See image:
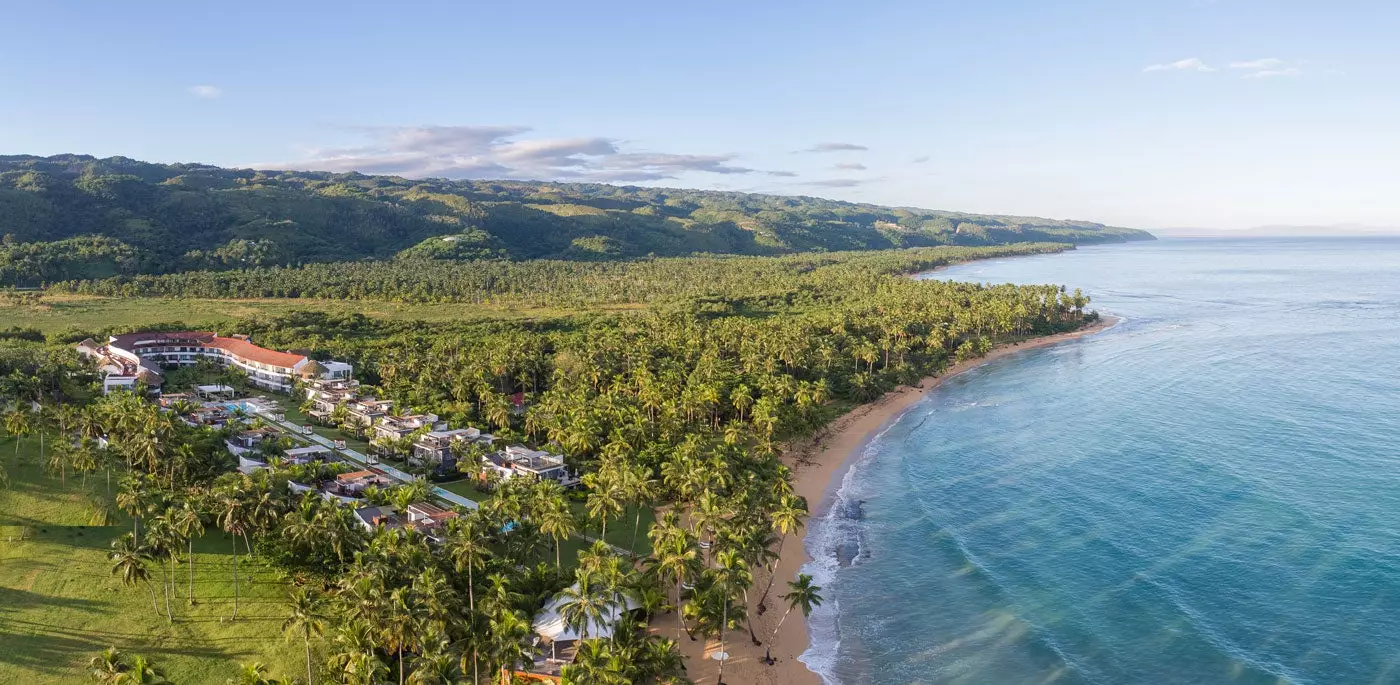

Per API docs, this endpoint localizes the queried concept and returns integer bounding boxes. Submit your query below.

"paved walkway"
[255,408,479,510]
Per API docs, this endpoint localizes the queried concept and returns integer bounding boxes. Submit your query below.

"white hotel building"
[79,331,352,393]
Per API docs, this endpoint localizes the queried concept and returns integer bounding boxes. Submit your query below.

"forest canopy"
[0,154,1153,286]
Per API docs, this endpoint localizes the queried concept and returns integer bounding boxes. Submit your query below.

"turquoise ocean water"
[800,238,1400,684]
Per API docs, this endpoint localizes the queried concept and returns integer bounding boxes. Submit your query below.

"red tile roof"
[109,331,307,370]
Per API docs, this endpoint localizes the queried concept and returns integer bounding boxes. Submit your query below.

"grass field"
[0,437,308,684]
[1,293,643,334]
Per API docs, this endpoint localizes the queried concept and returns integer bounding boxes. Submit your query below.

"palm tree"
[4,408,30,464]
[115,474,154,544]
[488,609,535,684]
[89,646,127,684]
[283,587,327,685]
[405,639,458,685]
[109,533,159,616]
[558,571,617,644]
[145,512,178,622]
[536,492,577,569]
[624,463,658,558]
[711,550,753,684]
[583,470,623,540]
[215,488,250,620]
[227,661,272,685]
[767,573,823,664]
[171,499,205,605]
[114,655,166,684]
[648,514,699,642]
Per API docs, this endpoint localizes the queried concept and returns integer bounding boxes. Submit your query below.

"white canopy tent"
[531,584,641,642]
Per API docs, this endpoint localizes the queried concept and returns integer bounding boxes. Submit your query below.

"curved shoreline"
[669,314,1122,685]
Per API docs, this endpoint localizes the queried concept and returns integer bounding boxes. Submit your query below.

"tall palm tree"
[283,587,327,685]
[171,499,205,605]
[4,408,30,464]
[557,571,617,644]
[215,488,250,620]
[624,463,658,559]
[768,573,823,663]
[536,492,577,569]
[109,534,159,616]
[488,609,535,684]
[583,471,623,540]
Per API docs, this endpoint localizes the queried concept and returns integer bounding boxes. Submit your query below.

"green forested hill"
[0,154,1152,286]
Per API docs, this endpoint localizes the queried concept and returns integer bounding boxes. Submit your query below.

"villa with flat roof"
[484,445,578,486]
[78,331,352,394]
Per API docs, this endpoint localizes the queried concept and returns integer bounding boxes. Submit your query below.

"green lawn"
[0,438,309,684]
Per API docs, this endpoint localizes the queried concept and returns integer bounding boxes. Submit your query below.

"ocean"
[800,237,1400,685]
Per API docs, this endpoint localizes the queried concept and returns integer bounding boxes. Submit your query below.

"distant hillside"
[0,154,1152,286]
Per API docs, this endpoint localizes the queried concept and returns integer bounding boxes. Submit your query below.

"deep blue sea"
[800,238,1400,685]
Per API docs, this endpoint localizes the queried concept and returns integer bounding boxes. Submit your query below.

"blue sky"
[3,0,1397,230]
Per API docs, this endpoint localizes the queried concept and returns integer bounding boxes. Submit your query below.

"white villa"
[78,331,352,394]
[484,445,578,486]
[373,413,443,442]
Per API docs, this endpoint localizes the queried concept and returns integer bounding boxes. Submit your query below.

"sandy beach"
[661,315,1121,685]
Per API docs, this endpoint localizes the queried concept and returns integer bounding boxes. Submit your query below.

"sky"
[2,0,1398,231]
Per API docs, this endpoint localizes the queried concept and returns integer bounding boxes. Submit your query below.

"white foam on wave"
[797,417,904,684]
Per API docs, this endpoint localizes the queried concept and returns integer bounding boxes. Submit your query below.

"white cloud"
[187,85,222,99]
[801,178,866,188]
[1230,58,1285,70]
[834,162,867,171]
[800,142,868,153]
[270,124,767,182]
[1242,67,1304,79]
[1143,58,1215,73]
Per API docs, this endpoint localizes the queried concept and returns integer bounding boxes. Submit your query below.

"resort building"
[77,331,352,394]
[373,413,443,442]
[343,398,394,429]
[225,427,279,455]
[352,505,400,532]
[404,502,459,541]
[330,469,394,497]
[484,445,578,486]
[303,378,362,420]
[411,427,494,472]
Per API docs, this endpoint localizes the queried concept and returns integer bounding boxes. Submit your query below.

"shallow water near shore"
[801,237,1400,684]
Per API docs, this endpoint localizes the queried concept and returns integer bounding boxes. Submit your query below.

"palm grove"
[1,242,1096,684]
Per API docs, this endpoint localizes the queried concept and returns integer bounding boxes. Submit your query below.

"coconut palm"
[227,661,272,685]
[171,499,205,605]
[558,570,617,644]
[89,646,127,684]
[215,488,251,620]
[113,654,166,684]
[583,470,623,540]
[109,534,159,616]
[283,587,327,685]
[766,573,823,664]
[623,463,658,558]
[488,609,535,684]
[536,492,577,569]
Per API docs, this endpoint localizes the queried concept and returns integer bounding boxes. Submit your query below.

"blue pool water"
[221,400,256,412]
[801,238,1400,684]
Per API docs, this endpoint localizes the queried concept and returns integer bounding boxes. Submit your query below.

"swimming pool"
[221,400,260,412]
